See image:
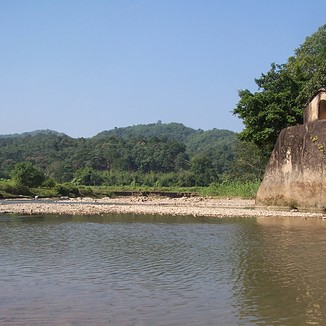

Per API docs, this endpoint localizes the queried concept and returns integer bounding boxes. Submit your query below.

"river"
[0,214,325,325]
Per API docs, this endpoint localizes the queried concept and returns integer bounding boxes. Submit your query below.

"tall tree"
[11,162,45,187]
[233,24,326,154]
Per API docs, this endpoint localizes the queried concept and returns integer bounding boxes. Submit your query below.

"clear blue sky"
[1,0,325,138]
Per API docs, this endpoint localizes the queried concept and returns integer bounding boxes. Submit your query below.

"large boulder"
[256,88,326,211]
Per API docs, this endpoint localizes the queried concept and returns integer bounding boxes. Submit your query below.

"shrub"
[11,162,45,188]
[55,183,80,197]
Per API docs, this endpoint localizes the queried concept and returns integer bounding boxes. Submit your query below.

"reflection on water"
[0,214,326,325]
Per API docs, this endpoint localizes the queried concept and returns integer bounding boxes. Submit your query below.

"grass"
[90,180,260,199]
[0,180,261,200]
[196,181,260,199]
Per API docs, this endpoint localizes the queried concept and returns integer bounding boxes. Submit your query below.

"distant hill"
[93,122,237,153]
[93,122,198,142]
[0,129,66,139]
[0,123,238,185]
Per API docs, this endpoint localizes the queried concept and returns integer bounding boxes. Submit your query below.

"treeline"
[0,123,265,189]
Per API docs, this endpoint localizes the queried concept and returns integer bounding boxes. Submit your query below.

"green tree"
[233,24,326,154]
[0,123,238,185]
[190,154,218,186]
[73,167,103,186]
[288,24,326,104]
[227,141,267,181]
[11,162,45,187]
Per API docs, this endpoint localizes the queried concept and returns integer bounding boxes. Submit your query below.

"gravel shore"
[1,196,325,219]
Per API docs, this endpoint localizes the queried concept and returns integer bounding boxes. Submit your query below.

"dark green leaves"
[233,24,326,153]
[11,162,45,188]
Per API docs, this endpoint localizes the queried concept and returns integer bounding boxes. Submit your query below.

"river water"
[0,214,326,325]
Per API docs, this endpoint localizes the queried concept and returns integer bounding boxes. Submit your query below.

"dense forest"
[0,123,262,189]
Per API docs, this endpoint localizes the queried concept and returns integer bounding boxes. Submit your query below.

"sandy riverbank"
[1,196,325,219]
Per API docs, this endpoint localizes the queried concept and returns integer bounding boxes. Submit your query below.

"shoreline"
[1,196,325,219]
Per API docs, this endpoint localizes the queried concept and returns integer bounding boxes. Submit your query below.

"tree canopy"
[0,124,239,187]
[11,162,45,188]
[233,24,326,154]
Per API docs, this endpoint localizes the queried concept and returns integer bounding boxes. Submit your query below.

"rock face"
[256,88,326,211]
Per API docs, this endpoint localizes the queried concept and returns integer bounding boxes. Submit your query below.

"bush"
[55,183,80,197]
[3,181,30,196]
[176,171,196,187]
[78,186,94,197]
[73,167,103,186]
[42,177,56,188]
[11,162,45,188]
[200,180,260,198]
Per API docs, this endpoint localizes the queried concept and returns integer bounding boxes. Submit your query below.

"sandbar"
[0,196,325,219]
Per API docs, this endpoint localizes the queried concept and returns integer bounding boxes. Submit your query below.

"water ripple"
[1,214,326,325]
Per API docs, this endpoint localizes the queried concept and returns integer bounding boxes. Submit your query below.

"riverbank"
[1,196,325,219]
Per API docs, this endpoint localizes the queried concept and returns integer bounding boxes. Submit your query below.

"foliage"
[198,181,260,199]
[55,183,80,197]
[11,162,45,188]
[227,141,268,181]
[130,138,188,173]
[0,132,77,182]
[288,24,326,104]
[42,177,57,188]
[190,154,219,186]
[0,179,30,196]
[185,129,236,156]
[93,122,196,142]
[233,24,326,154]
[0,129,65,139]
[30,187,58,198]
[102,171,195,187]
[93,181,260,199]
[73,167,103,186]
[0,123,239,187]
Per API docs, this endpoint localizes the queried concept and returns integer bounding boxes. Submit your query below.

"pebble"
[0,197,324,219]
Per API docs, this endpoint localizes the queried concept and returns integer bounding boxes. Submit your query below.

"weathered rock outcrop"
[256,88,326,211]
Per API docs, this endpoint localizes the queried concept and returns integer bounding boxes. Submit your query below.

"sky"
[1,0,326,138]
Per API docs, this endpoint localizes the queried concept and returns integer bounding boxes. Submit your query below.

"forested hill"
[0,129,66,139]
[93,122,197,142]
[0,123,238,186]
